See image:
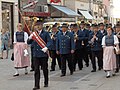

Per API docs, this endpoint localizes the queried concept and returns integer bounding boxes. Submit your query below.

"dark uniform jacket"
[50,31,60,51]
[56,31,75,54]
[27,30,52,58]
[72,30,82,50]
[89,31,103,51]
[79,29,89,47]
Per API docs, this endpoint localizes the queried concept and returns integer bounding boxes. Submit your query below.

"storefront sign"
[23,0,38,9]
[23,12,50,17]
[50,0,61,3]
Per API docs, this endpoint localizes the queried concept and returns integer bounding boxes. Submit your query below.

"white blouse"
[102,35,119,47]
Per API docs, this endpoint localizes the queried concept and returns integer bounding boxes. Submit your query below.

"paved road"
[0,50,120,90]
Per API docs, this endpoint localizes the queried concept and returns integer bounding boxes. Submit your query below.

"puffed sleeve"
[13,32,17,44]
[102,36,106,47]
[24,32,29,44]
[114,35,119,45]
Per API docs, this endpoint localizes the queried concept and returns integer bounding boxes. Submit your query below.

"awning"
[51,4,80,17]
[79,10,93,19]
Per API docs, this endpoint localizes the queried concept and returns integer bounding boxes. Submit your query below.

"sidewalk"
[0,50,120,90]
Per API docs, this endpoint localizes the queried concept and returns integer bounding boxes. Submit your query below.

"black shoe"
[25,72,28,75]
[86,64,89,67]
[0,57,3,59]
[30,69,34,72]
[70,71,73,75]
[79,68,82,70]
[115,68,119,73]
[98,68,102,71]
[60,74,66,77]
[106,75,110,78]
[50,69,55,72]
[112,73,116,76]
[33,87,40,90]
[13,74,19,77]
[91,70,96,72]
[44,84,48,87]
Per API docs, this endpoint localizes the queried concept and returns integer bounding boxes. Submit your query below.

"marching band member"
[98,23,107,69]
[13,23,30,76]
[56,23,75,77]
[102,26,119,78]
[50,24,61,71]
[114,24,120,73]
[89,24,103,72]
[79,21,89,67]
[27,21,52,90]
[72,24,83,71]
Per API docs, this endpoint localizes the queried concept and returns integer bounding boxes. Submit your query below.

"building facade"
[0,0,19,51]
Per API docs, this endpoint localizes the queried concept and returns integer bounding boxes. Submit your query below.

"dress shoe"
[91,70,96,72]
[112,74,116,76]
[25,72,28,75]
[70,71,73,75]
[106,75,110,78]
[115,68,119,73]
[86,64,89,67]
[30,69,34,72]
[0,57,3,59]
[50,69,55,72]
[79,68,82,70]
[13,74,19,77]
[44,84,48,87]
[33,87,40,90]
[98,68,102,71]
[60,74,66,77]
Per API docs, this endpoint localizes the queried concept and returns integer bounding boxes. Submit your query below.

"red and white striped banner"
[32,32,46,48]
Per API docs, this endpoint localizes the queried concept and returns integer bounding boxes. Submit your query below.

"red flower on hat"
[50,0,61,3]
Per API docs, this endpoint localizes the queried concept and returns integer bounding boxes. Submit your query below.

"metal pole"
[18,0,21,23]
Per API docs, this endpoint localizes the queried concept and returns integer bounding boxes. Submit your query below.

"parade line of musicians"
[11,21,120,90]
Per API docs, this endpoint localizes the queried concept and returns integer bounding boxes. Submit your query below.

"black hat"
[116,24,120,28]
[73,24,78,28]
[61,23,68,28]
[93,24,98,28]
[91,24,95,27]
[70,24,74,28]
[98,23,104,26]
[86,23,90,27]
[80,21,85,25]
[52,24,57,28]
[35,20,44,26]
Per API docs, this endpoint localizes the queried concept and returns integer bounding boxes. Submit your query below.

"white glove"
[24,49,29,56]
[29,34,33,39]
[41,47,48,53]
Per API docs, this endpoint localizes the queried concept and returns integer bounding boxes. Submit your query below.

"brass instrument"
[31,17,38,32]
[51,33,55,40]
[74,32,78,43]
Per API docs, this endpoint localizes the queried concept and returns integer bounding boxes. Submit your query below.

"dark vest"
[16,31,24,42]
[105,35,114,46]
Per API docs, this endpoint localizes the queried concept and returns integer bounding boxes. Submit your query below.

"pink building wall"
[103,0,110,13]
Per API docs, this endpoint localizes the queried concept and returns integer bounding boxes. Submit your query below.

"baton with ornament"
[15,4,46,49]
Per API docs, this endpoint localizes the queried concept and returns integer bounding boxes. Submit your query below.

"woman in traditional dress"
[0,28,10,59]
[102,26,119,78]
[13,23,30,76]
